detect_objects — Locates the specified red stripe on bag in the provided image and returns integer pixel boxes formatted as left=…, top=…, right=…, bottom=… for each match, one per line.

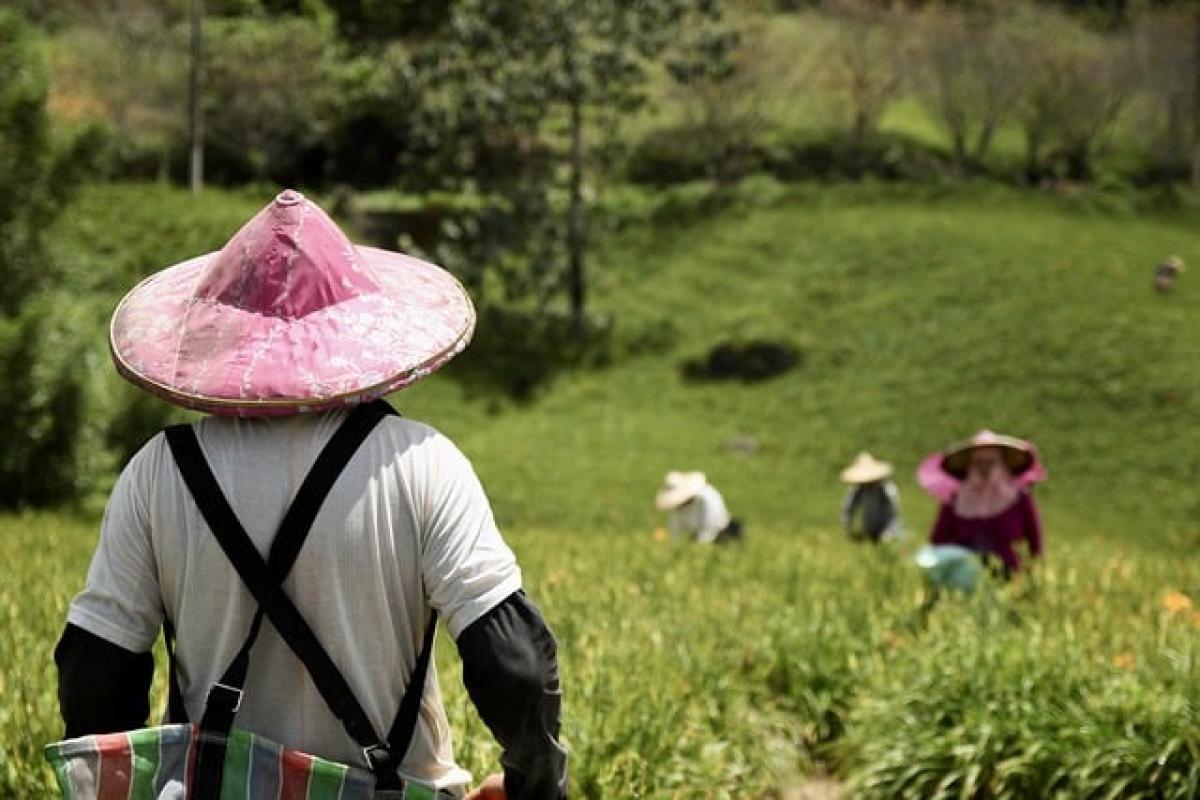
left=279, top=747, right=314, bottom=800
left=95, top=732, right=133, bottom=800
left=184, top=724, right=200, bottom=790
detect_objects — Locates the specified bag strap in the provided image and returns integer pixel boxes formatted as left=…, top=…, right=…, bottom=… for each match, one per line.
left=165, top=400, right=435, bottom=786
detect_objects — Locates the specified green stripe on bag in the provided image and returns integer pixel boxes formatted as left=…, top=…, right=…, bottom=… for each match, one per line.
left=219, top=729, right=253, bottom=800
left=127, top=729, right=161, bottom=800
left=46, top=741, right=75, bottom=800
left=404, top=782, right=438, bottom=800
left=306, top=755, right=348, bottom=799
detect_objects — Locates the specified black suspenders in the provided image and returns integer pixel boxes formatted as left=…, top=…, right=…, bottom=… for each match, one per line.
left=164, top=400, right=437, bottom=796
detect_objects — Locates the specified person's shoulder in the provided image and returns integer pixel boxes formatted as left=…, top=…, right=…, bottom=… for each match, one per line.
left=376, top=414, right=471, bottom=463
left=377, top=413, right=448, bottom=445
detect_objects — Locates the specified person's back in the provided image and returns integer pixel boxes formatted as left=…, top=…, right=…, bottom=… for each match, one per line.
left=839, top=453, right=901, bottom=542
left=73, top=411, right=516, bottom=785
left=53, top=191, right=567, bottom=800
left=842, top=481, right=900, bottom=541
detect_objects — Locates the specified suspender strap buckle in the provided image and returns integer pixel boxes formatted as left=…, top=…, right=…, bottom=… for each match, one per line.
left=363, top=742, right=395, bottom=774
left=206, top=682, right=244, bottom=714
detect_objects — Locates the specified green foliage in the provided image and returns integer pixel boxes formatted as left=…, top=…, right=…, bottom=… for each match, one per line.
left=202, top=16, right=340, bottom=184
left=0, top=295, right=110, bottom=507
left=0, top=10, right=86, bottom=314
left=0, top=184, right=264, bottom=509
left=3, top=519, right=1199, bottom=796
left=399, top=0, right=732, bottom=334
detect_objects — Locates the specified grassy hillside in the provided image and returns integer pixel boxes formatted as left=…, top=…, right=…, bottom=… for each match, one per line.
left=396, top=181, right=1200, bottom=549
left=38, top=180, right=1200, bottom=541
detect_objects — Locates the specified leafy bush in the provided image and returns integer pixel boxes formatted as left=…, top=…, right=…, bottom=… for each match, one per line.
left=0, top=9, right=91, bottom=314
left=0, top=294, right=111, bottom=508
left=681, top=339, right=801, bottom=383
left=448, top=304, right=616, bottom=402
left=202, top=16, right=340, bottom=185
left=626, top=124, right=732, bottom=186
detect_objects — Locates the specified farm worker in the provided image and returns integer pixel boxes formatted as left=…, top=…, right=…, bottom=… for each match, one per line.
left=52, top=191, right=567, bottom=800
left=839, top=452, right=903, bottom=542
left=655, top=471, right=743, bottom=543
left=918, top=429, right=1046, bottom=577
left=1154, top=254, right=1184, bottom=292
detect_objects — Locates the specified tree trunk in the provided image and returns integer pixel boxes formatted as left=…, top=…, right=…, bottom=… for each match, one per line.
left=567, top=92, right=586, bottom=336
left=1192, top=8, right=1200, bottom=188
left=189, top=0, right=204, bottom=194
left=1024, top=127, right=1041, bottom=184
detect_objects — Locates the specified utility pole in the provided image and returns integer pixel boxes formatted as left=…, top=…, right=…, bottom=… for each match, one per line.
left=189, top=0, right=204, bottom=194
left=1192, top=7, right=1200, bottom=188
left=564, top=35, right=587, bottom=337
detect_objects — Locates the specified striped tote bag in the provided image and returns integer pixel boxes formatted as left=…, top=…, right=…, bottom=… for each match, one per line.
left=45, top=724, right=445, bottom=799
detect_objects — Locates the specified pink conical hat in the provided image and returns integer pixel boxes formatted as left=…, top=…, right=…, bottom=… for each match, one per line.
left=110, top=190, right=475, bottom=416
left=916, top=430, right=1046, bottom=502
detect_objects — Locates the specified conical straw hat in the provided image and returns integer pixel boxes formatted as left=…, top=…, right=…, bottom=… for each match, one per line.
left=840, top=452, right=893, bottom=484
left=110, top=190, right=474, bottom=416
left=655, top=471, right=707, bottom=511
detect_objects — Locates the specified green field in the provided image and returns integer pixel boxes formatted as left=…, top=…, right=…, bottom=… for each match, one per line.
left=3, top=181, right=1200, bottom=797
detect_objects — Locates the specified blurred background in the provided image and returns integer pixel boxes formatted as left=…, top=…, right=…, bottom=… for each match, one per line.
left=2, top=0, right=1200, bottom=520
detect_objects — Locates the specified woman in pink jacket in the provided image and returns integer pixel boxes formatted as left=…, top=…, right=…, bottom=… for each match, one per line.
left=921, top=430, right=1046, bottom=577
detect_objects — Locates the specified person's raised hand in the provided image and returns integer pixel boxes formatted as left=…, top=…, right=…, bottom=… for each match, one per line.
left=464, top=772, right=506, bottom=800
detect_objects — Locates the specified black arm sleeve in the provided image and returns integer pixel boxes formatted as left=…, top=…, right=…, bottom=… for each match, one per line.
left=456, top=590, right=568, bottom=800
left=55, top=623, right=155, bottom=738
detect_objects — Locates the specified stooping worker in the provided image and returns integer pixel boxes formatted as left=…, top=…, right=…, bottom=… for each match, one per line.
left=919, top=429, right=1046, bottom=578
left=839, top=452, right=903, bottom=542
left=50, top=191, right=567, bottom=800
left=655, top=471, right=743, bottom=544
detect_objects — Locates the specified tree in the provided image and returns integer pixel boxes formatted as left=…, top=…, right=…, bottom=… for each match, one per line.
left=405, top=0, right=728, bottom=334
left=821, top=0, right=906, bottom=148
left=662, top=13, right=770, bottom=185
left=0, top=9, right=88, bottom=313
left=0, top=10, right=104, bottom=508
left=202, top=15, right=338, bottom=183
left=46, top=1, right=186, bottom=179
left=1130, top=6, right=1194, bottom=183
left=1013, top=6, right=1131, bottom=180
left=908, top=3, right=1028, bottom=171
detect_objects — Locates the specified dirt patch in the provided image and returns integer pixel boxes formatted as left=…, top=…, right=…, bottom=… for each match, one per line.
left=780, top=777, right=844, bottom=800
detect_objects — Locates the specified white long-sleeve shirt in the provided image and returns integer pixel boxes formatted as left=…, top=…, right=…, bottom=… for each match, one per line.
left=668, top=484, right=731, bottom=543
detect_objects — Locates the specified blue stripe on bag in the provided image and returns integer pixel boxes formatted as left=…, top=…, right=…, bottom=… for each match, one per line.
left=248, top=733, right=282, bottom=798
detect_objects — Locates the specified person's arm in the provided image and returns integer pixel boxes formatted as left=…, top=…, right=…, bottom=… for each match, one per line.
left=667, top=508, right=684, bottom=539
left=1021, top=492, right=1044, bottom=560
left=413, top=429, right=566, bottom=798
left=57, top=440, right=164, bottom=736
left=882, top=481, right=903, bottom=538
left=55, top=624, right=154, bottom=737
left=930, top=502, right=955, bottom=545
left=458, top=591, right=568, bottom=800
left=840, top=486, right=859, bottom=532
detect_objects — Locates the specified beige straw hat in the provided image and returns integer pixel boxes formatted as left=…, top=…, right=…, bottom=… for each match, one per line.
left=655, top=471, right=708, bottom=511
left=840, top=452, right=894, bottom=484
left=1162, top=255, right=1186, bottom=273
left=940, top=430, right=1035, bottom=479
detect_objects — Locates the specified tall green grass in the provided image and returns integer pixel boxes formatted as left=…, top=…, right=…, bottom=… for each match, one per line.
left=4, top=515, right=1198, bottom=797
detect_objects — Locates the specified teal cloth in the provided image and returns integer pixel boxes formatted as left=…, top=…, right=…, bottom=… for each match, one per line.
left=915, top=544, right=983, bottom=593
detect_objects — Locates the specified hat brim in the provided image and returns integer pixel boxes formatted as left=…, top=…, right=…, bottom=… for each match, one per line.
left=655, top=483, right=705, bottom=511
left=941, top=437, right=1034, bottom=479
left=840, top=463, right=893, bottom=484
left=110, top=246, right=475, bottom=416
